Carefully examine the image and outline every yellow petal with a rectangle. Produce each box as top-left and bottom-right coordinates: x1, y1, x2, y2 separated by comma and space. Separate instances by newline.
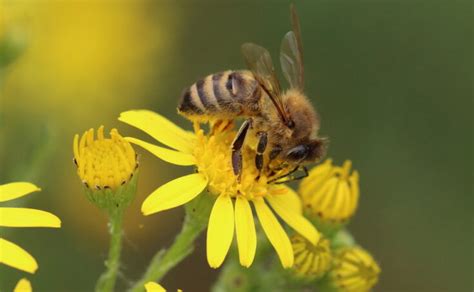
0, 238, 38, 273
142, 174, 208, 215
253, 198, 294, 268
207, 195, 234, 268
119, 110, 195, 153
0, 208, 61, 228
234, 196, 256, 267
349, 171, 360, 213
14, 278, 32, 292
126, 137, 195, 166
144, 282, 166, 292
0, 182, 40, 203
266, 194, 320, 245
271, 185, 302, 214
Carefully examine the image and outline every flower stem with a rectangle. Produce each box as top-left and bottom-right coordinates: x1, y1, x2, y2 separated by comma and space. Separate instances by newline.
95, 207, 125, 292
128, 211, 206, 292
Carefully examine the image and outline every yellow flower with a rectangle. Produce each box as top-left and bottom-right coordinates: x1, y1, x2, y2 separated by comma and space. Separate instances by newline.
73, 126, 138, 210
119, 110, 320, 269
299, 159, 359, 225
73, 126, 137, 190
0, 182, 61, 273
328, 246, 380, 292
291, 234, 332, 280
14, 278, 32, 292
145, 281, 182, 292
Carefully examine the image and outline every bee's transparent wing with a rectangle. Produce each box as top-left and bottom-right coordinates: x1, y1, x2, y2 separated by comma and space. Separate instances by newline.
241, 42, 281, 96
280, 4, 304, 90
241, 42, 291, 125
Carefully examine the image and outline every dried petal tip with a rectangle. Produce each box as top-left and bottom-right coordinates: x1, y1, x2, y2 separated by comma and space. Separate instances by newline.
73, 126, 138, 210
299, 159, 359, 231
291, 234, 332, 280
328, 246, 381, 292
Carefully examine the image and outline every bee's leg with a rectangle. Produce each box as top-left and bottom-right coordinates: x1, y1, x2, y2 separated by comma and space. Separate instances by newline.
268, 165, 308, 184
231, 119, 252, 180
255, 132, 268, 180
269, 145, 282, 162
211, 120, 223, 135
266, 145, 282, 175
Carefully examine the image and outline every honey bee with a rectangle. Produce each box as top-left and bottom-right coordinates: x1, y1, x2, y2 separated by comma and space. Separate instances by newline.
178, 4, 326, 182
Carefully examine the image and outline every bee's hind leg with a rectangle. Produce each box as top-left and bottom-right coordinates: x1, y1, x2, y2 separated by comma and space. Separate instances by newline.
211, 119, 235, 134
231, 119, 252, 181
255, 132, 268, 180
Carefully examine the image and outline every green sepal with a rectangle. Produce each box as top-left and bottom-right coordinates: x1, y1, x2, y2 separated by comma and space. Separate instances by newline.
83, 170, 138, 212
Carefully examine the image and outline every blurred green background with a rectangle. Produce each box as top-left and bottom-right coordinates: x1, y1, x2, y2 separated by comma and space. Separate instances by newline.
0, 1, 471, 291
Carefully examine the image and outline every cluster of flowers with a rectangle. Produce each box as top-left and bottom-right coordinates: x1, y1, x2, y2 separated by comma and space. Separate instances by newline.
1, 109, 380, 292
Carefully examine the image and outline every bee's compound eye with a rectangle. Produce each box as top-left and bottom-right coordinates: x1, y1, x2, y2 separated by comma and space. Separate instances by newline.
286, 145, 309, 161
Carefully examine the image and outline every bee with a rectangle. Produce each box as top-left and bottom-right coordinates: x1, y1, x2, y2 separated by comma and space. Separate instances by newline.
178, 4, 326, 182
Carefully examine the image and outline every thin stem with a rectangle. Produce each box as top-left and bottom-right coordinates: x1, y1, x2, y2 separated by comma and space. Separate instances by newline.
95, 208, 125, 292
128, 212, 205, 292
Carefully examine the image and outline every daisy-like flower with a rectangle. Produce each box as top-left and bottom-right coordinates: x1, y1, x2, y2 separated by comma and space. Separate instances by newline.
291, 234, 332, 280
327, 246, 380, 292
299, 159, 359, 229
119, 110, 320, 268
0, 182, 61, 273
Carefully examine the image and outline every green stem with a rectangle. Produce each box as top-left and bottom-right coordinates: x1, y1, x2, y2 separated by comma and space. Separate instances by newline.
128, 212, 206, 292
95, 208, 125, 292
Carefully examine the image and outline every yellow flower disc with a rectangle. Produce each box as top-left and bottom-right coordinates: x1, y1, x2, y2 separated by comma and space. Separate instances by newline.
193, 123, 269, 201
73, 126, 137, 190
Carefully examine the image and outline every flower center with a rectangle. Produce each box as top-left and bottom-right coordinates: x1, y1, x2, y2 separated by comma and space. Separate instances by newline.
192, 123, 270, 200
73, 126, 137, 190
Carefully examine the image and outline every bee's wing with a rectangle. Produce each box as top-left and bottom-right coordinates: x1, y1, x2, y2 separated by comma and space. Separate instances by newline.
280, 4, 304, 90
241, 42, 291, 126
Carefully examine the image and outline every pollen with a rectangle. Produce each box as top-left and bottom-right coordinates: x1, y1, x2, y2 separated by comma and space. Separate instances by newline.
73, 126, 137, 190
192, 122, 270, 200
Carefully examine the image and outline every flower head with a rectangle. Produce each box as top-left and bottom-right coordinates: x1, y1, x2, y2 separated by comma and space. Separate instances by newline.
73, 126, 137, 190
0, 182, 61, 274
73, 126, 138, 210
291, 234, 332, 280
328, 246, 380, 292
119, 110, 320, 269
299, 159, 359, 231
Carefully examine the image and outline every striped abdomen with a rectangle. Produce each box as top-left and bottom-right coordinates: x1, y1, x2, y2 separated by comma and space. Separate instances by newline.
178, 70, 261, 120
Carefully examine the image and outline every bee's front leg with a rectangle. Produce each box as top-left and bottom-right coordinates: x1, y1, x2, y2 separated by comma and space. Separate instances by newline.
255, 131, 268, 180
231, 119, 252, 181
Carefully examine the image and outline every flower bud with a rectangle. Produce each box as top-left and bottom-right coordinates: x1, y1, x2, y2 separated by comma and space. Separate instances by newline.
327, 246, 380, 292
299, 159, 359, 234
290, 234, 332, 280
73, 126, 138, 210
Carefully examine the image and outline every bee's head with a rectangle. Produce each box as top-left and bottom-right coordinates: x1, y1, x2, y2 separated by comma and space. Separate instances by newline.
285, 138, 328, 164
